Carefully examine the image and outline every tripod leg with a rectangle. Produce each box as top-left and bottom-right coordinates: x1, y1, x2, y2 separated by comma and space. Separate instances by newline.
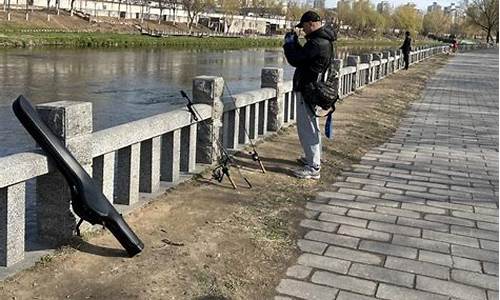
258, 159, 266, 174
76, 218, 84, 237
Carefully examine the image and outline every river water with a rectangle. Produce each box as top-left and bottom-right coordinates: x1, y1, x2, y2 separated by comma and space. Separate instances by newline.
0, 46, 384, 157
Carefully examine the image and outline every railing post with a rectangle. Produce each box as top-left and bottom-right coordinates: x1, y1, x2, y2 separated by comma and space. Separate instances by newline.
360, 54, 372, 83
0, 183, 25, 267
192, 76, 224, 164
332, 59, 343, 98
261, 67, 284, 132
372, 53, 382, 80
347, 55, 360, 91
36, 101, 93, 245
382, 51, 390, 76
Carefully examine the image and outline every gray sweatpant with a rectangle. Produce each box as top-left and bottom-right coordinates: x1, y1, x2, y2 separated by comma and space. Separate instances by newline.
296, 92, 321, 168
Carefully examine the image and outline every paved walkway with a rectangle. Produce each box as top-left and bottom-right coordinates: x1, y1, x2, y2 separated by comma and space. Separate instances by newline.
275, 48, 499, 300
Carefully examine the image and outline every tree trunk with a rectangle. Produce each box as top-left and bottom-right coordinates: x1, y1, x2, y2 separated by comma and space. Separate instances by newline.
486, 27, 491, 43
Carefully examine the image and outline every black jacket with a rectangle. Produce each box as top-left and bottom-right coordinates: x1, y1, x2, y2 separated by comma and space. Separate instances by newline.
400, 36, 412, 54
283, 27, 336, 92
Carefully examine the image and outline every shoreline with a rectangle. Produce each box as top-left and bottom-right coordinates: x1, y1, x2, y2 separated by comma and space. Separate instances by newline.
0, 31, 443, 49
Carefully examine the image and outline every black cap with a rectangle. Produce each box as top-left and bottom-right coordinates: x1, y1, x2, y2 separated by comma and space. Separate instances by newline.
295, 11, 321, 28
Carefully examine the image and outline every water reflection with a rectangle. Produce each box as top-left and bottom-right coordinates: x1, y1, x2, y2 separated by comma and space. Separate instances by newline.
0, 45, 386, 156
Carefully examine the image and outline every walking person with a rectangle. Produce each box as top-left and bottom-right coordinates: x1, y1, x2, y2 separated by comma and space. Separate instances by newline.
283, 11, 336, 179
400, 31, 412, 70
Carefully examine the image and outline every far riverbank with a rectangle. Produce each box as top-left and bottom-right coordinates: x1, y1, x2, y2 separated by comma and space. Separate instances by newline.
0, 31, 442, 49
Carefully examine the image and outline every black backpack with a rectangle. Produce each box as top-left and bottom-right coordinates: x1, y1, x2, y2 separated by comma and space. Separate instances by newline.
303, 42, 339, 114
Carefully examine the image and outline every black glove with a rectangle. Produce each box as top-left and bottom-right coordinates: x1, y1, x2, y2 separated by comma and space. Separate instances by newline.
284, 31, 298, 44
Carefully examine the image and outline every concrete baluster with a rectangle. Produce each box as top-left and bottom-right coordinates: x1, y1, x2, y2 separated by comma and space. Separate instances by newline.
360, 54, 372, 84
115, 143, 141, 204
238, 106, 250, 145
261, 67, 284, 132
192, 76, 224, 164
347, 55, 360, 90
139, 136, 161, 193
36, 101, 93, 245
0, 183, 25, 267
160, 129, 180, 182
93, 152, 115, 201
249, 103, 259, 140
180, 123, 197, 173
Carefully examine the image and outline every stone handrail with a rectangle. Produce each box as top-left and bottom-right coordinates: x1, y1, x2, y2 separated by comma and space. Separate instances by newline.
0, 42, 491, 270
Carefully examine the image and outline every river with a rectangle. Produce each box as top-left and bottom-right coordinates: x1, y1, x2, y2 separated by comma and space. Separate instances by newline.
0, 46, 386, 157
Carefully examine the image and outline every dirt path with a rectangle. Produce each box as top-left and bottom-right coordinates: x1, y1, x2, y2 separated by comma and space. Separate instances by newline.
0, 56, 448, 300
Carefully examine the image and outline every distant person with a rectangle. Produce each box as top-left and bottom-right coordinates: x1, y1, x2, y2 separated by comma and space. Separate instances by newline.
400, 31, 412, 70
451, 38, 458, 53
283, 11, 336, 179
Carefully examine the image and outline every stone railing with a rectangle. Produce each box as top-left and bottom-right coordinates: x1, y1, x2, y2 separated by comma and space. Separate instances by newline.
0, 43, 490, 270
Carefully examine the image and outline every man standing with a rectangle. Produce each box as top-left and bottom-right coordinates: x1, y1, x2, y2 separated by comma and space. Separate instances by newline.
283, 11, 336, 179
400, 31, 412, 70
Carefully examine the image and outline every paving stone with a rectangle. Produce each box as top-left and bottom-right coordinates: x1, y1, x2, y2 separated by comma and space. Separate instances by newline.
424, 214, 476, 227
333, 182, 363, 189
311, 271, 377, 296
300, 219, 339, 232
359, 240, 417, 259
451, 211, 499, 224
346, 177, 386, 186
423, 229, 479, 247
386, 182, 428, 192
397, 217, 450, 232
479, 239, 499, 251
385, 256, 449, 279
338, 225, 392, 242
286, 265, 313, 279
416, 275, 487, 300
451, 225, 498, 241
451, 269, 499, 290
336, 291, 377, 300
297, 253, 350, 274
419, 250, 453, 267
393, 234, 450, 253
327, 200, 375, 211
318, 213, 368, 228
355, 196, 401, 208
382, 193, 426, 204
452, 256, 482, 272
324, 245, 383, 265
368, 221, 421, 237
362, 184, 405, 195
347, 209, 397, 223
487, 291, 499, 300
451, 244, 498, 263
376, 283, 449, 300
406, 191, 449, 201
306, 202, 348, 216
348, 263, 415, 287
276, 279, 338, 300
409, 180, 450, 190
297, 239, 328, 255
483, 262, 499, 276
474, 206, 499, 216
401, 203, 447, 214
477, 221, 498, 232
316, 192, 356, 200
426, 200, 473, 212
375, 206, 421, 219
304, 231, 359, 249
337, 188, 381, 199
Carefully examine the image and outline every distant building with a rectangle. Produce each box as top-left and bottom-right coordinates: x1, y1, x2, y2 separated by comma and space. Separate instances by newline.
377, 1, 391, 14
444, 2, 459, 23
314, 0, 325, 10
427, 2, 442, 13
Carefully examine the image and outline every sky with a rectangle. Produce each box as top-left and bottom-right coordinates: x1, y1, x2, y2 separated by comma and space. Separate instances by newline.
325, 0, 457, 10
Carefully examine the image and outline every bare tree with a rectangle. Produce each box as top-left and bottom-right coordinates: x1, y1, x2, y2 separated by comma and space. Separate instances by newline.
465, 0, 499, 42
158, 0, 164, 23
221, 0, 241, 33
181, 0, 213, 32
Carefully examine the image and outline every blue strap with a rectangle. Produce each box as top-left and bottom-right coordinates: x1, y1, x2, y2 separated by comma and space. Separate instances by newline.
325, 111, 334, 139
